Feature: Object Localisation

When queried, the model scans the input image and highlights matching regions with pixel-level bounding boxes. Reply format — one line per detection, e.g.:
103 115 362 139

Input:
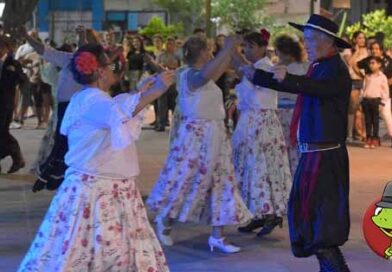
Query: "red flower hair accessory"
260 28 271 43
75 51 99 75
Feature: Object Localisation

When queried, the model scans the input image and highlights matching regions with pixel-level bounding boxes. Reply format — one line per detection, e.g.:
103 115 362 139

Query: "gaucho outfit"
253 52 352 266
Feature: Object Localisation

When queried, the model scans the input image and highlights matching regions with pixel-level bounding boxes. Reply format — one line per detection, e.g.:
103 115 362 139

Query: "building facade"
263 0 320 24
36 0 166 43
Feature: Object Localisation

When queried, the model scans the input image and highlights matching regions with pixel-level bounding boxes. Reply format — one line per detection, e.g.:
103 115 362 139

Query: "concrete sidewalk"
0 115 391 272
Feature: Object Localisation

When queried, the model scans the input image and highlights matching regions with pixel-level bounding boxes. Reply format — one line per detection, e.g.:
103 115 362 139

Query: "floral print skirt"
277 107 300 176
18 171 169 272
232 109 292 218
147 118 252 226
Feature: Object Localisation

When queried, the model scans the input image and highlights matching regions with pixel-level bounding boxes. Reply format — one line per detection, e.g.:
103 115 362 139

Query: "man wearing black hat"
245 14 352 271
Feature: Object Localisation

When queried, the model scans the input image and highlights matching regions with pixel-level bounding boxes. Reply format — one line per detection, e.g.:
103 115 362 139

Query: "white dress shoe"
155 217 174 246
208 236 241 253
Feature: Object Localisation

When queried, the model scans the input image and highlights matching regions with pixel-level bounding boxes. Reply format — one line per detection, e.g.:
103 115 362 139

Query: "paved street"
1 111 392 272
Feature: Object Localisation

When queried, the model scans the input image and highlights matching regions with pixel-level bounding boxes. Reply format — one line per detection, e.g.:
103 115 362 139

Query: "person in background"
193 28 206 38
214 34 230 103
346 31 368 142
361 56 390 148
0 35 27 173
155 36 181 132
30 43 74 173
18 25 99 191
103 30 117 50
126 35 146 90
175 36 184 62
267 45 278 64
152 34 164 57
30 73 52 129
358 41 392 111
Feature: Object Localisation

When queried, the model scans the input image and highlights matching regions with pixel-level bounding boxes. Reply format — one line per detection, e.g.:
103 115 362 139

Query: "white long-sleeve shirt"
60 87 145 179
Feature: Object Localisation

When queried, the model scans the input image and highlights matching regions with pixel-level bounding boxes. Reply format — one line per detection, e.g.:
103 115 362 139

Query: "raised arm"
18 26 72 68
188 35 241 91
19 26 44 55
132 71 175 116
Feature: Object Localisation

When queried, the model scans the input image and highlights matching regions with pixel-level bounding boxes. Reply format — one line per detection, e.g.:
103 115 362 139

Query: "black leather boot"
316 247 350 272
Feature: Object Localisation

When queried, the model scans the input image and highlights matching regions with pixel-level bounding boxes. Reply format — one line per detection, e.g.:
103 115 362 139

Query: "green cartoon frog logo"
371 182 392 260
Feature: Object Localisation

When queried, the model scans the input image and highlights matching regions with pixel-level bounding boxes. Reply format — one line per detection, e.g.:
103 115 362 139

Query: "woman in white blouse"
232 30 292 237
147 36 252 253
274 34 309 176
18 44 174 272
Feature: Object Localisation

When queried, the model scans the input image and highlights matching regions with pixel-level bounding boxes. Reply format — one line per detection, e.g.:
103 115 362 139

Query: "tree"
211 0 266 31
346 9 392 48
139 16 183 38
153 0 205 35
2 0 39 33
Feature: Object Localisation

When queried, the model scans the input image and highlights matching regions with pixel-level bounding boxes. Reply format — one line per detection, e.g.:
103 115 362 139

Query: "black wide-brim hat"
289 14 352 49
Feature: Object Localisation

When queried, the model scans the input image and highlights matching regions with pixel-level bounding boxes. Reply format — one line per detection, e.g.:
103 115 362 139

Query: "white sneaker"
9 122 22 129
155 217 174 246
208 236 241 253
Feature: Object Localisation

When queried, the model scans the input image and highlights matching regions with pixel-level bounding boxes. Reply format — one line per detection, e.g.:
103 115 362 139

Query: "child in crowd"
361 56 390 148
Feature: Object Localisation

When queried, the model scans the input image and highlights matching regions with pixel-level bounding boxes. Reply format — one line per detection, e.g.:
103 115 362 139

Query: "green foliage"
346 9 392 48
153 0 205 35
211 0 266 31
139 16 184 38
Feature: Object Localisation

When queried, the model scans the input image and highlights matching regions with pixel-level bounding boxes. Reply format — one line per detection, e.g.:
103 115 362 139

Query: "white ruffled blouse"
60 87 144 179
235 57 277 110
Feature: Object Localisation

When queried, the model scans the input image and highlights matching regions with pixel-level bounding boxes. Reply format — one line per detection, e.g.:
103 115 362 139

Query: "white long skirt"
18 171 169 272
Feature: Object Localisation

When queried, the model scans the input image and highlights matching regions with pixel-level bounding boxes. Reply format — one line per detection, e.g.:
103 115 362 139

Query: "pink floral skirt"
232 109 292 218
18 171 169 272
147 118 252 226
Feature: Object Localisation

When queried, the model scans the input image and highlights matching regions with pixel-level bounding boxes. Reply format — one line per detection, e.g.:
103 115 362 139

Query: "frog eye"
374 207 383 216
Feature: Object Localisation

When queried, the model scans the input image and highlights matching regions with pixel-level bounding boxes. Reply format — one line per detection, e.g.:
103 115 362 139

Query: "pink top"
363 71 390 101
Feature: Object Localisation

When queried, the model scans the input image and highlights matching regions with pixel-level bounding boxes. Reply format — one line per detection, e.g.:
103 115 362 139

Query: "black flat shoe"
238 218 266 233
256 216 283 237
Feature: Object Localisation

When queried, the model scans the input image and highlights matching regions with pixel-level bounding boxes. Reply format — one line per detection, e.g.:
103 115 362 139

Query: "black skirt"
288 146 350 257
36 102 69 190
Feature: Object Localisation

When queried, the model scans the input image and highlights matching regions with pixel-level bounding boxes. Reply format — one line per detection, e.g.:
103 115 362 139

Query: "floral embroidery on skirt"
232 109 292 218
18 171 169 272
147 118 253 226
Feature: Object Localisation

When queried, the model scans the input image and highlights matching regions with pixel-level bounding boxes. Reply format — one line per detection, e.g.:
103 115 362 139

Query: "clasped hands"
232 52 288 84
